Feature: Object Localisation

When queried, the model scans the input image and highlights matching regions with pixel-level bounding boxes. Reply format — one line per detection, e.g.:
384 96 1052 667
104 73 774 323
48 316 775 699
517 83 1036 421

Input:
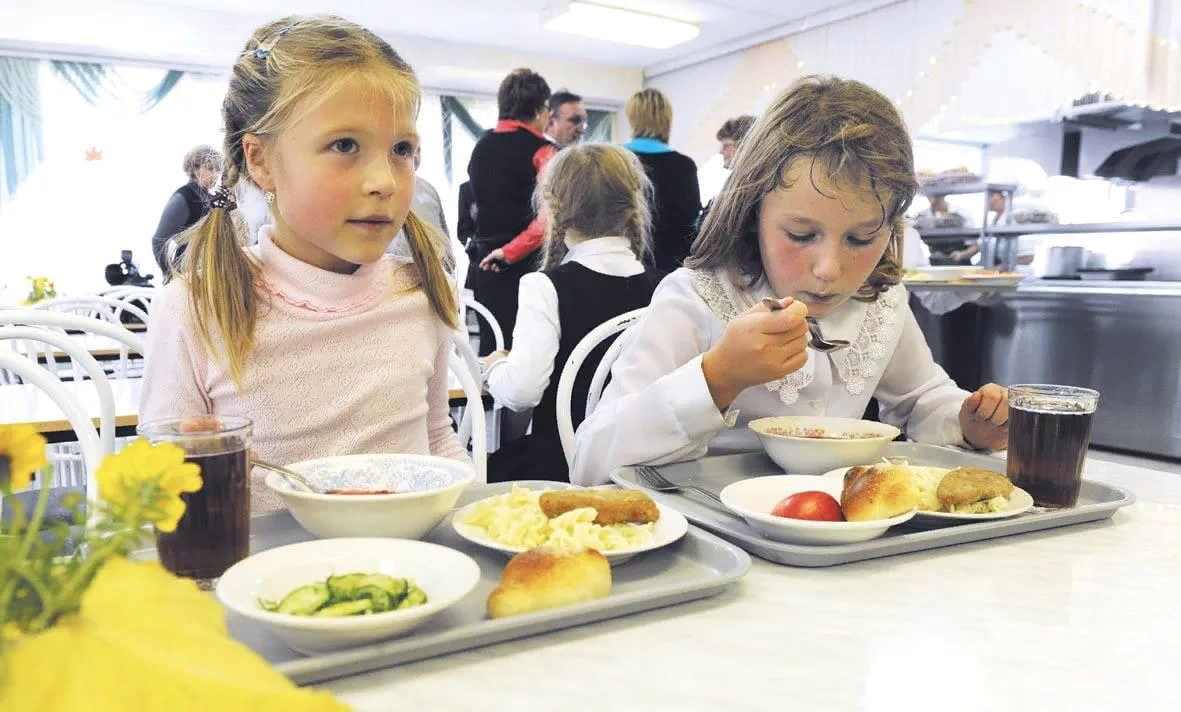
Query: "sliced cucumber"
313 598 374 617
325 573 371 599
358 574 408 601
275 582 330 616
353 585 394 613
396 586 428 610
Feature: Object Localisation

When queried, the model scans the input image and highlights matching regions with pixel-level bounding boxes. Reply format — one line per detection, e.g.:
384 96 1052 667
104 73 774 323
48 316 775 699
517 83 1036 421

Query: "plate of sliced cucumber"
216 538 481 653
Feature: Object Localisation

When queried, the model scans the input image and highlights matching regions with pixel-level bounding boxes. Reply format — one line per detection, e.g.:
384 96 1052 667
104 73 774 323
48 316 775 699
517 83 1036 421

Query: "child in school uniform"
482 143 662 482
570 76 1010 486
139 16 471 511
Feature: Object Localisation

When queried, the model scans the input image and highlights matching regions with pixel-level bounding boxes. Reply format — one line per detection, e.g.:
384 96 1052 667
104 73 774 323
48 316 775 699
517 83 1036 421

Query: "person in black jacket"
151 145 222 281
622 88 701 273
467 68 556 354
482 143 662 482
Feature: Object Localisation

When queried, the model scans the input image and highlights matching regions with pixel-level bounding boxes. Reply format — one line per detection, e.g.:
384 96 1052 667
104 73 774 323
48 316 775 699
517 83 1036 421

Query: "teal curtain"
140 70 184 111
50 60 115 106
50 60 184 112
586 109 613 142
441 95 484 140
0 57 44 206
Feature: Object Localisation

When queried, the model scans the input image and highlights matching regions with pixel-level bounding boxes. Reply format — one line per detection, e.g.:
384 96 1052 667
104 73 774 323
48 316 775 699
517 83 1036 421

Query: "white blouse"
569 267 970 486
484 236 644 412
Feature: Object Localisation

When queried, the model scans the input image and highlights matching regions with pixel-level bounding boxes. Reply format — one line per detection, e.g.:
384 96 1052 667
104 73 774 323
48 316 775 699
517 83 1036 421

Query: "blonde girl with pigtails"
140 15 472 511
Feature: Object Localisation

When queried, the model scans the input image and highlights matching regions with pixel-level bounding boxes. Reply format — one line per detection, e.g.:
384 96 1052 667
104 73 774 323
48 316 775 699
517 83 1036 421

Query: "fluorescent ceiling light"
543 2 700 49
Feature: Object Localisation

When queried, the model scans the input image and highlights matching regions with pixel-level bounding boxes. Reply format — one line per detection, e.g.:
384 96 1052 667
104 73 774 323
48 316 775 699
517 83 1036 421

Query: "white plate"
819 466 1035 521
451 492 688 565
719 475 915 546
216 538 481 654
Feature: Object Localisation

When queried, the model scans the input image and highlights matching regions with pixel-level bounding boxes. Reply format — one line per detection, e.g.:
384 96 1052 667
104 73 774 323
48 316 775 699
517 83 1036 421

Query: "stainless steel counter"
912 283 1181 459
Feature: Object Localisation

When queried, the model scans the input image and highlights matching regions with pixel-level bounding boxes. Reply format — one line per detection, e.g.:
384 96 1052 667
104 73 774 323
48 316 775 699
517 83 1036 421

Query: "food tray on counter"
224 481 751 685
610 443 1134 568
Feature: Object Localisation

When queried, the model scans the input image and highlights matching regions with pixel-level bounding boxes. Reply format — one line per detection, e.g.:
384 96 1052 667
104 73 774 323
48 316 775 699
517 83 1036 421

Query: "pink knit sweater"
139 227 469 512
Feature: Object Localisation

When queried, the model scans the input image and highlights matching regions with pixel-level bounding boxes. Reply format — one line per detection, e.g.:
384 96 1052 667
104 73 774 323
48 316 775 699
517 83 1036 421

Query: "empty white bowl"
216 537 481 653
719 474 915 546
265 454 476 539
748 416 901 475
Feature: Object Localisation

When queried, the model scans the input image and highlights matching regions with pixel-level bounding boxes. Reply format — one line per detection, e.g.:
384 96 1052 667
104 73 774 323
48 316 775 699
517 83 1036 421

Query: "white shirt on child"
569 267 970 486
484 236 643 412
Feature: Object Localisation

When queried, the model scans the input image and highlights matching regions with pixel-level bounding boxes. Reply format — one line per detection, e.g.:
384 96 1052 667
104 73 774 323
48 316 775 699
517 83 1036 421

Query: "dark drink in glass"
137 416 252 589
1006 386 1099 508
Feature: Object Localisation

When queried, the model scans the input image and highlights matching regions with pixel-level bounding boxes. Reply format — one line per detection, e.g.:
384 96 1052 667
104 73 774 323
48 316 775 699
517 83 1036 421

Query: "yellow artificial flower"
0 425 48 491
96 439 202 532
0 558 349 712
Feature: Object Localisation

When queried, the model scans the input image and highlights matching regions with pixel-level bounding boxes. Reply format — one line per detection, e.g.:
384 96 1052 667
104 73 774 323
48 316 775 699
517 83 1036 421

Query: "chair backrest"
32 295 150 326
99 286 155 311
448 350 487 483
460 295 504 353
0 309 146 381
0 350 101 507
0 326 116 456
554 307 648 467
449 331 481 446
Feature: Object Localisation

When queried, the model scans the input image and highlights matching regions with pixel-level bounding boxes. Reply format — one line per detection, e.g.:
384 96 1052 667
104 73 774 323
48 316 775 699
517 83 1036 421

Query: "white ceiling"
136 0 858 68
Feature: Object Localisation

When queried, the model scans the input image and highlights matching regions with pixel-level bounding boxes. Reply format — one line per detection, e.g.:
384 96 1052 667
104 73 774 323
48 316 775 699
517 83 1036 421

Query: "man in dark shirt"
467 68 555 354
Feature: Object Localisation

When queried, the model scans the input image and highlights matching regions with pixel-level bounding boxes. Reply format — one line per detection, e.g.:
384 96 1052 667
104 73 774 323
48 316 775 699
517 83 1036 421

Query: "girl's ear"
242 133 275 193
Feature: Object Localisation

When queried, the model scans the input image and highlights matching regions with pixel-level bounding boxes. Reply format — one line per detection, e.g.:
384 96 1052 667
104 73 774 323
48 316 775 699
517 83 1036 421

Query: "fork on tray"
634 465 725 505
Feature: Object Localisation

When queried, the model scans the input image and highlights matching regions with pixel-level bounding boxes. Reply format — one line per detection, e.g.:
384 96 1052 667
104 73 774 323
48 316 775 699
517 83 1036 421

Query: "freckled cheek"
763 238 810 290
847 247 885 283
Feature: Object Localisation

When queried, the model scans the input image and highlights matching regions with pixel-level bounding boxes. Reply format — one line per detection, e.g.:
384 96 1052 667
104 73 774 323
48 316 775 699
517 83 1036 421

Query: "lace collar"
690 269 904 404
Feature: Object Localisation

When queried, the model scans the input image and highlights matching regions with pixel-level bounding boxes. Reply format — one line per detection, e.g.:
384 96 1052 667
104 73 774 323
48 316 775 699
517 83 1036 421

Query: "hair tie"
209 187 237 212
253 25 292 60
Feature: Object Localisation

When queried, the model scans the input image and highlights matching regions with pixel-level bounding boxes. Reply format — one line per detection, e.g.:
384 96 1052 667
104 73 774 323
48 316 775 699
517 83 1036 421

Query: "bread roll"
840 464 921 521
486 548 612 619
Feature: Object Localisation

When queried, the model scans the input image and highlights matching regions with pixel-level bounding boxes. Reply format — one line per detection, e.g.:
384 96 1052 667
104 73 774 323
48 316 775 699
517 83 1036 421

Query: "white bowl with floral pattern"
265 454 476 539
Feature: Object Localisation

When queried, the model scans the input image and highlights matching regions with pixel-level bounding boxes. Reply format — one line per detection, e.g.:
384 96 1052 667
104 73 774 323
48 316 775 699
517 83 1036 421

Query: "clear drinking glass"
1006 385 1099 508
137 416 252 590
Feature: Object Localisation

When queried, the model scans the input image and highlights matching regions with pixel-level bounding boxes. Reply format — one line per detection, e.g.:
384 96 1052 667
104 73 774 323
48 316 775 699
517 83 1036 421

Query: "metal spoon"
252 459 324 494
760 297 851 353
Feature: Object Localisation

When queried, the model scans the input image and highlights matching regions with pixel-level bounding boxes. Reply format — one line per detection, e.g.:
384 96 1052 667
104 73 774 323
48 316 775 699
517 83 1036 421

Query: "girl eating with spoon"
570 76 1009 486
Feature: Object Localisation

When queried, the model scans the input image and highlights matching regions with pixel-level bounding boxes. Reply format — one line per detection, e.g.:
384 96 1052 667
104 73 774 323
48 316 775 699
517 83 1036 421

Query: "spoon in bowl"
760 297 851 353
252 459 324 494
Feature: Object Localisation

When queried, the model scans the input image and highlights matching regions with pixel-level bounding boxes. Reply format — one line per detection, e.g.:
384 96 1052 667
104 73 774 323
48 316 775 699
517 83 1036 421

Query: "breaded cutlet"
936 466 1015 508
538 490 660 525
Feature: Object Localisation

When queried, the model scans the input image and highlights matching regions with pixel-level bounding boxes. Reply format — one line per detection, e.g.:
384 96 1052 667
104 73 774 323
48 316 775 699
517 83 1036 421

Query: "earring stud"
265 191 275 204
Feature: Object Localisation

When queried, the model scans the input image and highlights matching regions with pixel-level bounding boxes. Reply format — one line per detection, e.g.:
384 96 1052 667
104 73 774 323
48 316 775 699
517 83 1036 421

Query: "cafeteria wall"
0 0 642 299
646 0 1181 166
0 0 643 100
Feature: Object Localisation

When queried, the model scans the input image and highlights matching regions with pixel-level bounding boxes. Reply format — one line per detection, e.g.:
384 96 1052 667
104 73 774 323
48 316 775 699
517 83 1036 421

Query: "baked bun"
486 548 612 619
840 464 921 521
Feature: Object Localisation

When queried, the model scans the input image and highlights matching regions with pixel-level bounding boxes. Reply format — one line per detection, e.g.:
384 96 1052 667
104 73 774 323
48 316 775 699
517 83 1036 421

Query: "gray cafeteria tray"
225 480 751 685
610 442 1135 568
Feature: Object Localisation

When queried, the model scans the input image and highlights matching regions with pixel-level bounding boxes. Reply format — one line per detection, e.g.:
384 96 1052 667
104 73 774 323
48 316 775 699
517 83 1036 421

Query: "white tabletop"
321 453 1177 711
0 377 141 433
1 374 472 434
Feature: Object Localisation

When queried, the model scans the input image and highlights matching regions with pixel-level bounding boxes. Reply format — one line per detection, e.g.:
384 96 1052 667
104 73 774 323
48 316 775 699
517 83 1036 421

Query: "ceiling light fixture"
542 1 700 49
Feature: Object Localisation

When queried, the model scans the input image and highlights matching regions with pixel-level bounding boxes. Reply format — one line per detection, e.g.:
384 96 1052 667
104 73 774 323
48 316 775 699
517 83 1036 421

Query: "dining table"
316 451 1176 712
1 375 476 440
0 377 142 438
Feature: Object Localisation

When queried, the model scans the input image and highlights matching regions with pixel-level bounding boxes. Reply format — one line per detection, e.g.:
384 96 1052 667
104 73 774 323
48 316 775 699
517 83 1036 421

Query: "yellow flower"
0 559 349 712
0 425 48 491
96 439 202 532
1 623 21 643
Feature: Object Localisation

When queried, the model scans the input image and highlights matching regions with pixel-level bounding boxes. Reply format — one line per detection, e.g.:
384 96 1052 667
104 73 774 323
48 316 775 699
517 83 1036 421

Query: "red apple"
770 491 844 522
